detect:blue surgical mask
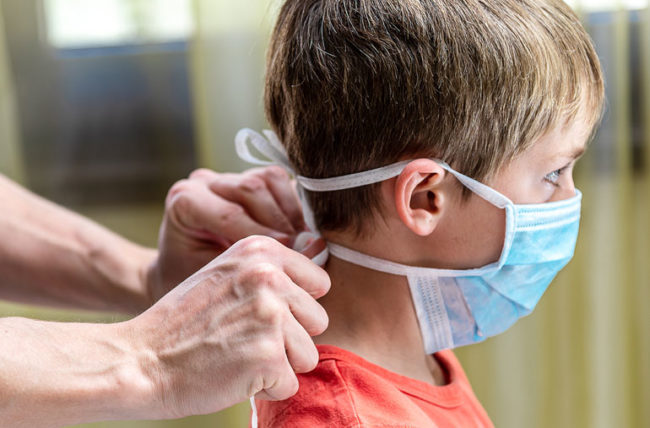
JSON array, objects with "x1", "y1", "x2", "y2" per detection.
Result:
[{"x1": 236, "y1": 128, "x2": 581, "y2": 353}]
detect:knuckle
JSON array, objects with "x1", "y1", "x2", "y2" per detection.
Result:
[
  {"x1": 264, "y1": 165, "x2": 289, "y2": 181},
  {"x1": 242, "y1": 262, "x2": 284, "y2": 287},
  {"x1": 238, "y1": 175, "x2": 267, "y2": 194},
  {"x1": 166, "y1": 179, "x2": 190, "y2": 201},
  {"x1": 237, "y1": 235, "x2": 278, "y2": 256},
  {"x1": 217, "y1": 203, "x2": 245, "y2": 226},
  {"x1": 250, "y1": 291, "x2": 285, "y2": 325},
  {"x1": 253, "y1": 293, "x2": 284, "y2": 325},
  {"x1": 188, "y1": 168, "x2": 215, "y2": 180},
  {"x1": 167, "y1": 190, "x2": 193, "y2": 214}
]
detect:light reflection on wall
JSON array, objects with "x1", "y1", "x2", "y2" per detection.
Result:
[{"x1": 43, "y1": 0, "x2": 194, "y2": 48}]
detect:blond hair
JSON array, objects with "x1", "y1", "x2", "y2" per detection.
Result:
[{"x1": 265, "y1": 0, "x2": 605, "y2": 234}]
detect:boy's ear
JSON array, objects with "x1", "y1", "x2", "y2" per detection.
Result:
[{"x1": 394, "y1": 159, "x2": 447, "y2": 236}]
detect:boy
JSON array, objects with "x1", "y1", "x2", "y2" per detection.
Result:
[{"x1": 238, "y1": 0, "x2": 604, "y2": 426}]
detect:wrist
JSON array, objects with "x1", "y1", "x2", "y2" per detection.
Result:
[
  {"x1": 73, "y1": 217, "x2": 159, "y2": 315},
  {"x1": 100, "y1": 239, "x2": 157, "y2": 315},
  {"x1": 101, "y1": 320, "x2": 163, "y2": 421}
]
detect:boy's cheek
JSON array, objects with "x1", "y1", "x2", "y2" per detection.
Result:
[{"x1": 439, "y1": 201, "x2": 505, "y2": 269}]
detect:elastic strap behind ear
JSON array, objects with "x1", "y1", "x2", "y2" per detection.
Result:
[
  {"x1": 297, "y1": 160, "x2": 412, "y2": 191},
  {"x1": 437, "y1": 162, "x2": 512, "y2": 209}
]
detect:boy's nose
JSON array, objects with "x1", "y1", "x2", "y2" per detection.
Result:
[{"x1": 550, "y1": 180, "x2": 576, "y2": 202}]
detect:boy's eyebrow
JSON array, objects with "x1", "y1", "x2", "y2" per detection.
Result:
[
  {"x1": 569, "y1": 146, "x2": 586, "y2": 160},
  {"x1": 554, "y1": 146, "x2": 586, "y2": 162}
]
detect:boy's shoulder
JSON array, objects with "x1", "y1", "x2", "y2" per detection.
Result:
[{"x1": 254, "y1": 345, "x2": 493, "y2": 428}]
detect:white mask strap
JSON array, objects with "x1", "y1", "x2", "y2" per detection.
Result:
[
  {"x1": 236, "y1": 129, "x2": 513, "y2": 210},
  {"x1": 329, "y1": 243, "x2": 497, "y2": 277},
  {"x1": 438, "y1": 166, "x2": 512, "y2": 209},
  {"x1": 298, "y1": 161, "x2": 412, "y2": 191},
  {"x1": 235, "y1": 128, "x2": 294, "y2": 173},
  {"x1": 236, "y1": 129, "x2": 412, "y2": 190}
]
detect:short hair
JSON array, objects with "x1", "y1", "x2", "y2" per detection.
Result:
[{"x1": 264, "y1": 0, "x2": 605, "y2": 235}]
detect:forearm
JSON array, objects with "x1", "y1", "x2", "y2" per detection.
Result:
[
  {"x1": 0, "y1": 317, "x2": 158, "y2": 427},
  {"x1": 0, "y1": 174, "x2": 156, "y2": 314}
]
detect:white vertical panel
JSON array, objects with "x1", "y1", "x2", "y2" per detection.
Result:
[
  {"x1": 42, "y1": 0, "x2": 194, "y2": 47},
  {"x1": 43, "y1": 0, "x2": 136, "y2": 47}
]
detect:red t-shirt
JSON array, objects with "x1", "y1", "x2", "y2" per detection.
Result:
[{"x1": 254, "y1": 345, "x2": 493, "y2": 427}]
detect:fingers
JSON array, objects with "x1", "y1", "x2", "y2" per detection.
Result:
[
  {"x1": 278, "y1": 246, "x2": 331, "y2": 299},
  {"x1": 189, "y1": 166, "x2": 306, "y2": 238},
  {"x1": 232, "y1": 236, "x2": 331, "y2": 299},
  {"x1": 254, "y1": 317, "x2": 317, "y2": 401},
  {"x1": 283, "y1": 315, "x2": 320, "y2": 373},
  {"x1": 254, "y1": 356, "x2": 299, "y2": 401},
  {"x1": 167, "y1": 181, "x2": 291, "y2": 246},
  {"x1": 260, "y1": 166, "x2": 306, "y2": 232},
  {"x1": 208, "y1": 237, "x2": 329, "y2": 404},
  {"x1": 232, "y1": 237, "x2": 330, "y2": 331},
  {"x1": 285, "y1": 278, "x2": 329, "y2": 337},
  {"x1": 208, "y1": 172, "x2": 296, "y2": 235}
]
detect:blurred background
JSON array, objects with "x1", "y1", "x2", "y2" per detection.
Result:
[{"x1": 0, "y1": 0, "x2": 647, "y2": 427}]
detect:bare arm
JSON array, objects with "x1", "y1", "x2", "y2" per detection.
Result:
[
  {"x1": 0, "y1": 317, "x2": 154, "y2": 427},
  {"x1": 0, "y1": 237, "x2": 330, "y2": 427},
  {"x1": 0, "y1": 167, "x2": 330, "y2": 424},
  {"x1": 0, "y1": 174, "x2": 155, "y2": 314},
  {"x1": 0, "y1": 165, "x2": 305, "y2": 315}
]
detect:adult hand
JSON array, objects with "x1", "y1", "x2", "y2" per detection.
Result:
[
  {"x1": 0, "y1": 235, "x2": 329, "y2": 427},
  {"x1": 124, "y1": 235, "x2": 330, "y2": 419},
  {"x1": 146, "y1": 166, "x2": 307, "y2": 304}
]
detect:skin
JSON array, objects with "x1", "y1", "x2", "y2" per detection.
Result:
[
  {"x1": 316, "y1": 115, "x2": 592, "y2": 386},
  {"x1": 0, "y1": 166, "x2": 330, "y2": 426}
]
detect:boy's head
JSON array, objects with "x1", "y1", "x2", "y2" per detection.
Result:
[{"x1": 265, "y1": 0, "x2": 605, "y2": 236}]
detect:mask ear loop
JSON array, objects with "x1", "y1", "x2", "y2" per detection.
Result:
[
  {"x1": 434, "y1": 162, "x2": 518, "y2": 268},
  {"x1": 435, "y1": 161, "x2": 512, "y2": 209}
]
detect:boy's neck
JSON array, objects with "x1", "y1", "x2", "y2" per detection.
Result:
[{"x1": 314, "y1": 252, "x2": 447, "y2": 386}]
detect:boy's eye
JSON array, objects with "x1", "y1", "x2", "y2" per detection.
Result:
[{"x1": 544, "y1": 168, "x2": 564, "y2": 186}]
